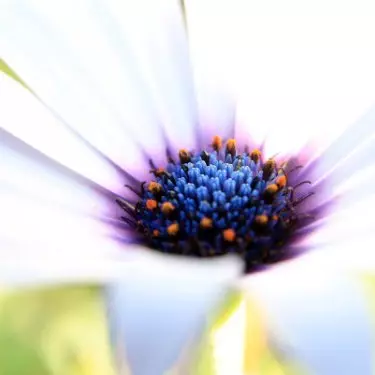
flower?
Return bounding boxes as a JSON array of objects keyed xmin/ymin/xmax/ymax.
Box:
[{"xmin": 1, "ymin": 0, "xmax": 375, "ymax": 374}]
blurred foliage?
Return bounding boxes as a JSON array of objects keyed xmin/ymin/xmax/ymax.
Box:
[
  {"xmin": 0, "ymin": 276, "xmax": 311, "ymax": 375},
  {"xmin": 0, "ymin": 59, "xmax": 26, "ymax": 86},
  {"xmin": 244, "ymin": 296, "xmax": 310, "ymax": 375},
  {"xmin": 0, "ymin": 285, "xmax": 116, "ymax": 375},
  {"xmin": 190, "ymin": 290, "xmax": 242, "ymax": 375},
  {"xmin": 188, "ymin": 289, "xmax": 310, "ymax": 375}
]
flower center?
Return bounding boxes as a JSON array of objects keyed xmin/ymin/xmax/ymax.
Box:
[{"xmin": 117, "ymin": 136, "xmax": 314, "ymax": 272}]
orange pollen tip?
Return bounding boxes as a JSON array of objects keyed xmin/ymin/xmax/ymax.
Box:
[
  {"xmin": 167, "ymin": 223, "xmax": 179, "ymax": 236},
  {"xmin": 264, "ymin": 159, "xmax": 276, "ymax": 169},
  {"xmin": 272, "ymin": 215, "xmax": 279, "ymax": 221},
  {"xmin": 155, "ymin": 167, "xmax": 165, "ymax": 176},
  {"xmin": 178, "ymin": 148, "xmax": 191, "ymax": 163},
  {"xmin": 153, "ymin": 229, "xmax": 160, "ymax": 237},
  {"xmin": 200, "ymin": 217, "xmax": 213, "ymax": 229},
  {"xmin": 265, "ymin": 184, "xmax": 278, "ymax": 194},
  {"xmin": 212, "ymin": 135, "xmax": 223, "ymax": 150},
  {"xmin": 226, "ymin": 139, "xmax": 236, "ymax": 153},
  {"xmin": 179, "ymin": 149, "xmax": 189, "ymax": 156},
  {"xmin": 146, "ymin": 199, "xmax": 158, "ymax": 210},
  {"xmin": 223, "ymin": 228, "xmax": 236, "ymax": 242},
  {"xmin": 276, "ymin": 175, "xmax": 287, "ymax": 188},
  {"xmin": 255, "ymin": 214, "xmax": 269, "ymax": 225},
  {"xmin": 250, "ymin": 149, "xmax": 262, "ymax": 162},
  {"xmin": 148, "ymin": 181, "xmax": 162, "ymax": 193},
  {"xmin": 161, "ymin": 202, "xmax": 175, "ymax": 215}
]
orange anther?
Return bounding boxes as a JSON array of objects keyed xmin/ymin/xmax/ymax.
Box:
[
  {"xmin": 276, "ymin": 175, "xmax": 287, "ymax": 188},
  {"xmin": 146, "ymin": 199, "xmax": 158, "ymax": 210},
  {"xmin": 179, "ymin": 149, "xmax": 191, "ymax": 163},
  {"xmin": 264, "ymin": 159, "xmax": 276, "ymax": 170},
  {"xmin": 223, "ymin": 228, "xmax": 236, "ymax": 242},
  {"xmin": 226, "ymin": 139, "xmax": 237, "ymax": 155},
  {"xmin": 262, "ymin": 159, "xmax": 276, "ymax": 180},
  {"xmin": 161, "ymin": 202, "xmax": 175, "ymax": 215},
  {"xmin": 200, "ymin": 217, "xmax": 213, "ymax": 229},
  {"xmin": 153, "ymin": 229, "xmax": 160, "ymax": 237},
  {"xmin": 212, "ymin": 135, "xmax": 223, "ymax": 151},
  {"xmin": 255, "ymin": 214, "xmax": 269, "ymax": 226},
  {"xmin": 250, "ymin": 149, "xmax": 262, "ymax": 163},
  {"xmin": 148, "ymin": 181, "xmax": 162, "ymax": 194},
  {"xmin": 154, "ymin": 167, "xmax": 165, "ymax": 177},
  {"xmin": 265, "ymin": 184, "xmax": 278, "ymax": 194},
  {"xmin": 167, "ymin": 223, "xmax": 179, "ymax": 236}
]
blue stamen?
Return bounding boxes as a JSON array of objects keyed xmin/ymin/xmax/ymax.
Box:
[{"xmin": 117, "ymin": 136, "xmax": 315, "ymax": 272}]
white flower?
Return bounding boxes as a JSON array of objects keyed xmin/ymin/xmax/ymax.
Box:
[{"xmin": 1, "ymin": 0, "xmax": 375, "ymax": 374}]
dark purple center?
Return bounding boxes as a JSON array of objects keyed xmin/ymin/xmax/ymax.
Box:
[{"xmin": 117, "ymin": 136, "xmax": 315, "ymax": 272}]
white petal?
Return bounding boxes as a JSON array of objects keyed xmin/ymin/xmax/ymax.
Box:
[
  {"xmin": 299, "ymin": 199, "xmax": 375, "ymax": 271},
  {"xmin": 1, "ymin": 0, "xmax": 198, "ymax": 177},
  {"xmin": 1, "ymin": 128, "xmax": 117, "ymax": 223},
  {"xmin": 0, "ymin": 72, "xmax": 128, "ymax": 195},
  {"xmin": 183, "ymin": 0, "xmax": 238, "ymax": 141},
  {"xmin": 307, "ymin": 107, "xmax": 375, "ymax": 189},
  {"xmin": 297, "ymin": 156, "xmax": 374, "ymax": 227},
  {"xmin": 312, "ymin": 133, "xmax": 375, "ymax": 209},
  {"xmin": 230, "ymin": 0, "xmax": 375, "ymax": 155},
  {"xmin": 106, "ymin": 252, "xmax": 242, "ymax": 375},
  {"xmin": 0, "ymin": 251, "xmax": 136, "ymax": 287},
  {"xmin": 240, "ymin": 256, "xmax": 373, "ymax": 375},
  {"xmin": 297, "ymin": 120, "xmax": 375, "ymax": 237},
  {"xmin": 0, "ymin": 129, "xmax": 138, "ymax": 266}
]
